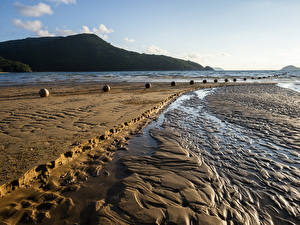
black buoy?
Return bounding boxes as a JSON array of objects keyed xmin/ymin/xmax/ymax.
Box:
[
  {"xmin": 233, "ymin": 78, "xmax": 237, "ymax": 82},
  {"xmin": 203, "ymin": 79, "xmax": 207, "ymax": 84},
  {"xmin": 251, "ymin": 77, "xmax": 254, "ymax": 79},
  {"xmin": 225, "ymin": 78, "xmax": 229, "ymax": 82},
  {"xmin": 258, "ymin": 77, "xmax": 262, "ymax": 79},
  {"xmin": 190, "ymin": 80, "xmax": 195, "ymax": 85},
  {"xmin": 171, "ymin": 81, "xmax": 176, "ymax": 86},
  {"xmin": 145, "ymin": 83, "xmax": 151, "ymax": 88},
  {"xmin": 214, "ymin": 79, "xmax": 218, "ymax": 83},
  {"xmin": 243, "ymin": 78, "xmax": 247, "ymax": 81},
  {"xmin": 39, "ymin": 88, "xmax": 49, "ymax": 97},
  {"xmin": 103, "ymin": 84, "xmax": 111, "ymax": 92}
]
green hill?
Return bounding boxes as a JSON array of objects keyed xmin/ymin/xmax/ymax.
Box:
[
  {"xmin": 0, "ymin": 34, "xmax": 213, "ymax": 72},
  {"xmin": 0, "ymin": 56, "xmax": 32, "ymax": 72}
]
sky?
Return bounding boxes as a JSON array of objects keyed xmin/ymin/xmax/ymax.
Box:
[{"xmin": 1, "ymin": 0, "xmax": 300, "ymax": 70}]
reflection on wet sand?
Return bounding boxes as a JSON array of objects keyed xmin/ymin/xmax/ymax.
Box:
[{"xmin": 98, "ymin": 84, "xmax": 299, "ymax": 225}]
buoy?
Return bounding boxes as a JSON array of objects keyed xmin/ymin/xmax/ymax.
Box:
[
  {"xmin": 203, "ymin": 80, "xmax": 207, "ymax": 84},
  {"xmin": 214, "ymin": 79, "xmax": 218, "ymax": 83},
  {"xmin": 171, "ymin": 81, "xmax": 176, "ymax": 86},
  {"xmin": 233, "ymin": 78, "xmax": 237, "ymax": 82},
  {"xmin": 225, "ymin": 78, "xmax": 229, "ymax": 82},
  {"xmin": 103, "ymin": 84, "xmax": 111, "ymax": 92},
  {"xmin": 243, "ymin": 78, "xmax": 247, "ymax": 81},
  {"xmin": 190, "ymin": 80, "xmax": 195, "ymax": 85},
  {"xmin": 39, "ymin": 88, "xmax": 49, "ymax": 97},
  {"xmin": 145, "ymin": 83, "xmax": 151, "ymax": 88}
]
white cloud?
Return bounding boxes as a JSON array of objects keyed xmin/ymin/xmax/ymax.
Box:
[
  {"xmin": 146, "ymin": 45, "xmax": 168, "ymax": 55},
  {"xmin": 37, "ymin": 29, "xmax": 55, "ymax": 37},
  {"xmin": 13, "ymin": 19, "xmax": 55, "ymax": 37},
  {"xmin": 46, "ymin": 0, "xmax": 76, "ymax": 4},
  {"xmin": 98, "ymin": 24, "xmax": 113, "ymax": 34},
  {"xmin": 56, "ymin": 28, "xmax": 76, "ymax": 36},
  {"xmin": 179, "ymin": 52, "xmax": 233, "ymax": 69},
  {"xmin": 14, "ymin": 2, "xmax": 53, "ymax": 17},
  {"xmin": 13, "ymin": 19, "xmax": 43, "ymax": 32},
  {"xmin": 80, "ymin": 24, "xmax": 114, "ymax": 40},
  {"xmin": 81, "ymin": 25, "xmax": 92, "ymax": 34},
  {"xmin": 183, "ymin": 52, "xmax": 232, "ymax": 62},
  {"xmin": 124, "ymin": 37, "xmax": 135, "ymax": 43}
]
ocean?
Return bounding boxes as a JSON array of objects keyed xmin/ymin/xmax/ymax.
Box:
[{"xmin": 0, "ymin": 70, "xmax": 299, "ymax": 92}]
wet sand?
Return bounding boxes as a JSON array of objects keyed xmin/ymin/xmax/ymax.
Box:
[
  {"xmin": 89, "ymin": 84, "xmax": 299, "ymax": 225},
  {"xmin": 1, "ymin": 82, "xmax": 296, "ymax": 225}
]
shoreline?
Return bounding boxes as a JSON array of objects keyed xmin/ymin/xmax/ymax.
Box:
[{"xmin": 0, "ymin": 82, "xmax": 277, "ymax": 224}]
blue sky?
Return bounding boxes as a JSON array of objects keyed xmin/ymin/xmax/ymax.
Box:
[{"xmin": 1, "ymin": 0, "xmax": 300, "ymax": 70}]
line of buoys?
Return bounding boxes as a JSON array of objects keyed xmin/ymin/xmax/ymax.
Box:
[
  {"xmin": 145, "ymin": 83, "xmax": 151, "ymax": 88},
  {"xmin": 40, "ymin": 78, "xmax": 240, "ymax": 98},
  {"xmin": 39, "ymin": 88, "xmax": 49, "ymax": 97}
]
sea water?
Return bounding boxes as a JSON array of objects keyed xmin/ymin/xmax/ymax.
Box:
[{"xmin": 0, "ymin": 70, "xmax": 299, "ymax": 92}]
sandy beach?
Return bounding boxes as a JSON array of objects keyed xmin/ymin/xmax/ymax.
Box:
[
  {"xmin": 0, "ymin": 81, "xmax": 204, "ymax": 186},
  {"xmin": 0, "ymin": 81, "xmax": 232, "ymax": 224},
  {"xmin": 0, "ymin": 81, "xmax": 299, "ymax": 225}
]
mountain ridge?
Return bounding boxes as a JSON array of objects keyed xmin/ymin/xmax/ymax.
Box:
[
  {"xmin": 0, "ymin": 34, "xmax": 213, "ymax": 72},
  {"xmin": 280, "ymin": 65, "xmax": 300, "ymax": 71}
]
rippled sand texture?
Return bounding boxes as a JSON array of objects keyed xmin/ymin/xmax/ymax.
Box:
[
  {"xmin": 204, "ymin": 85, "xmax": 300, "ymax": 224},
  {"xmin": 97, "ymin": 84, "xmax": 299, "ymax": 225},
  {"xmin": 0, "ymin": 82, "xmax": 197, "ymax": 186}
]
